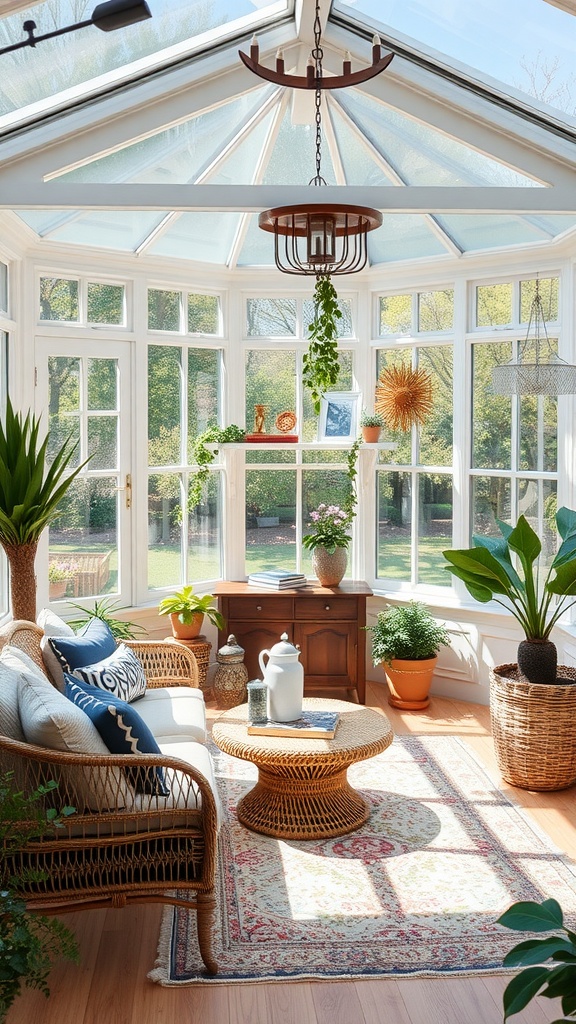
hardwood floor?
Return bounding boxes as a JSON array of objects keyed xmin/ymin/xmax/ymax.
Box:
[{"xmin": 8, "ymin": 681, "xmax": 576, "ymax": 1024}]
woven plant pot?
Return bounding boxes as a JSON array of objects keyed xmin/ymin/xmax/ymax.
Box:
[{"xmin": 489, "ymin": 664, "xmax": 576, "ymax": 791}]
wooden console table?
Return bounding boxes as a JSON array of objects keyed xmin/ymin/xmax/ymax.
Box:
[{"xmin": 214, "ymin": 581, "xmax": 372, "ymax": 704}]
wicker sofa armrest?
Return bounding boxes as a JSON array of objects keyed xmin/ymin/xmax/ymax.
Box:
[
  {"xmin": 0, "ymin": 732, "xmax": 219, "ymax": 974},
  {"xmin": 0, "ymin": 620, "xmax": 45, "ymax": 671},
  {"xmin": 123, "ymin": 639, "xmax": 200, "ymax": 689}
]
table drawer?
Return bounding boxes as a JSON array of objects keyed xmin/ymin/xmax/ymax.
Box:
[
  {"xmin": 295, "ymin": 596, "xmax": 358, "ymax": 620},
  {"xmin": 226, "ymin": 596, "xmax": 294, "ymax": 620}
]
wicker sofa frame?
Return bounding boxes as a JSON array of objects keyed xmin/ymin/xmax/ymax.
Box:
[{"xmin": 0, "ymin": 620, "xmax": 219, "ymax": 975}]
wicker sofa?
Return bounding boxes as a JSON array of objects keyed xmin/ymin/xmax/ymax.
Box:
[{"xmin": 0, "ymin": 620, "xmax": 220, "ymax": 975}]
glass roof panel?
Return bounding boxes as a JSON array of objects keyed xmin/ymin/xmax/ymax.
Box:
[
  {"xmin": 436, "ymin": 214, "xmax": 553, "ymax": 251},
  {"xmin": 34, "ymin": 211, "xmax": 165, "ymax": 250},
  {"xmin": 369, "ymin": 215, "xmax": 448, "ymax": 263},
  {"xmin": 262, "ymin": 104, "xmax": 337, "ymax": 185},
  {"xmin": 335, "ymin": 90, "xmax": 541, "ymax": 187},
  {"xmin": 236, "ymin": 213, "xmax": 275, "ymax": 266},
  {"xmin": 328, "ymin": 102, "xmax": 391, "ymax": 186},
  {"xmin": 208, "ymin": 108, "xmax": 276, "ymax": 185},
  {"xmin": 335, "ymin": 0, "xmax": 576, "ymax": 126},
  {"xmin": 58, "ymin": 87, "xmax": 274, "ymax": 184},
  {"xmin": 147, "ymin": 212, "xmax": 241, "ymax": 263},
  {"xmin": 0, "ymin": 0, "xmax": 288, "ymax": 125}
]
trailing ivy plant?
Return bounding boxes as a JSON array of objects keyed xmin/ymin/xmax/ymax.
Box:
[
  {"xmin": 189, "ymin": 424, "xmax": 246, "ymax": 511},
  {"xmin": 303, "ymin": 275, "xmax": 342, "ymax": 415}
]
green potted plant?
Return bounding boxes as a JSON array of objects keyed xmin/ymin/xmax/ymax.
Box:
[
  {"xmin": 302, "ymin": 437, "xmax": 362, "ymax": 586},
  {"xmin": 158, "ymin": 584, "xmax": 225, "ymax": 640},
  {"xmin": 443, "ymin": 507, "xmax": 576, "ymax": 790},
  {"xmin": 47, "ymin": 560, "xmax": 76, "ymax": 600},
  {"xmin": 189, "ymin": 424, "xmax": 246, "ymax": 512},
  {"xmin": 366, "ymin": 601, "xmax": 450, "ymax": 709},
  {"xmin": 0, "ymin": 398, "xmax": 89, "ymax": 621},
  {"xmin": 0, "ymin": 772, "xmax": 78, "ymax": 1023},
  {"xmin": 302, "ymin": 275, "xmax": 342, "ymax": 415},
  {"xmin": 359, "ymin": 410, "xmax": 384, "ymax": 444},
  {"xmin": 497, "ymin": 898, "xmax": 576, "ymax": 1023},
  {"xmin": 67, "ymin": 597, "xmax": 146, "ymax": 640}
]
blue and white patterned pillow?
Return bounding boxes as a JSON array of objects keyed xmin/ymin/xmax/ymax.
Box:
[
  {"xmin": 45, "ymin": 618, "xmax": 118, "ymax": 690},
  {"xmin": 65, "ymin": 677, "xmax": 169, "ymax": 797},
  {"xmin": 72, "ymin": 644, "xmax": 146, "ymax": 704}
]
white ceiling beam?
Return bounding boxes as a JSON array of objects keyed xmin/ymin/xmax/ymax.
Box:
[{"xmin": 2, "ymin": 182, "xmax": 576, "ymax": 213}]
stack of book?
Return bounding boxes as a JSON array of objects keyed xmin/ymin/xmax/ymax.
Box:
[{"xmin": 247, "ymin": 569, "xmax": 308, "ymax": 590}]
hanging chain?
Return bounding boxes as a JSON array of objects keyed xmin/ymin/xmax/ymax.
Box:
[{"xmin": 311, "ymin": 0, "xmax": 325, "ymax": 187}]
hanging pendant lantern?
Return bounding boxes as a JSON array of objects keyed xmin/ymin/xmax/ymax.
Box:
[
  {"xmin": 241, "ymin": 2, "xmax": 389, "ymax": 276},
  {"xmin": 492, "ymin": 278, "xmax": 576, "ymax": 396}
]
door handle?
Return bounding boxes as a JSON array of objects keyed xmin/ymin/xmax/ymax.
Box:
[{"xmin": 116, "ymin": 474, "xmax": 132, "ymax": 509}]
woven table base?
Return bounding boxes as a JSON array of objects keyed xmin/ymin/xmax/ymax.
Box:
[{"xmin": 237, "ymin": 766, "xmax": 370, "ymax": 840}]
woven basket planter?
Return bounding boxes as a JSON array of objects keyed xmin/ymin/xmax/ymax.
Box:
[{"xmin": 490, "ymin": 663, "xmax": 576, "ymax": 791}]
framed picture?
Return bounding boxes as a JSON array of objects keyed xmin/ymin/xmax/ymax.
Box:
[{"xmin": 318, "ymin": 392, "xmax": 361, "ymax": 442}]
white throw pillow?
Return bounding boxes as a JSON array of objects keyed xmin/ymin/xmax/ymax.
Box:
[
  {"xmin": 0, "ymin": 659, "xmax": 25, "ymax": 742},
  {"xmin": 17, "ymin": 667, "xmax": 131, "ymax": 812},
  {"xmin": 37, "ymin": 608, "xmax": 75, "ymax": 637}
]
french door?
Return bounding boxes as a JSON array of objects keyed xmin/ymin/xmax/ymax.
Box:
[{"xmin": 36, "ymin": 339, "xmax": 133, "ymax": 609}]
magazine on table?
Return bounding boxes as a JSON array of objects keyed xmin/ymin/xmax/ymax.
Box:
[{"xmin": 247, "ymin": 711, "xmax": 340, "ymax": 738}]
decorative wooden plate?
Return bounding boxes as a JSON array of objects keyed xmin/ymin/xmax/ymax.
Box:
[{"xmin": 275, "ymin": 410, "xmax": 297, "ymax": 433}]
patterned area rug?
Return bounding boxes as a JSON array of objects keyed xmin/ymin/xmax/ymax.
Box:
[{"xmin": 150, "ymin": 734, "xmax": 576, "ymax": 985}]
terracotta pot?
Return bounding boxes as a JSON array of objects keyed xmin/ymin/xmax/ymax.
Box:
[
  {"xmin": 170, "ymin": 611, "xmax": 204, "ymax": 640},
  {"xmin": 361, "ymin": 425, "xmax": 381, "ymax": 443},
  {"xmin": 384, "ymin": 656, "xmax": 437, "ymax": 710},
  {"xmin": 311, "ymin": 545, "xmax": 347, "ymax": 587},
  {"xmin": 49, "ymin": 580, "xmax": 68, "ymax": 600}
]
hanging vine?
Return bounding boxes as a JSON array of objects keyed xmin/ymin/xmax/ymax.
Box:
[
  {"xmin": 189, "ymin": 424, "xmax": 246, "ymax": 511},
  {"xmin": 302, "ymin": 275, "xmax": 342, "ymax": 415}
]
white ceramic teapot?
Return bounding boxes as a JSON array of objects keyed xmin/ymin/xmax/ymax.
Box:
[{"xmin": 258, "ymin": 632, "xmax": 304, "ymax": 722}]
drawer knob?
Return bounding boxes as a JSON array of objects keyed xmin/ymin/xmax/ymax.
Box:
[
  {"xmin": 256, "ymin": 605, "xmax": 262, "ymax": 612},
  {"xmin": 325, "ymin": 604, "xmax": 330, "ymax": 611}
]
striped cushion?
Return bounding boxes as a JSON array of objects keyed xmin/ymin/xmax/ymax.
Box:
[{"xmin": 72, "ymin": 644, "xmax": 146, "ymax": 703}]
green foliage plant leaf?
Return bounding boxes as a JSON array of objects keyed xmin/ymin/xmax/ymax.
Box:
[
  {"xmin": 0, "ymin": 397, "xmax": 90, "ymax": 547},
  {"xmin": 66, "ymin": 598, "xmax": 146, "ymax": 640},
  {"xmin": 188, "ymin": 424, "xmax": 245, "ymax": 512},
  {"xmin": 302, "ymin": 275, "xmax": 342, "ymax": 415},
  {"xmin": 498, "ymin": 899, "xmax": 576, "ymax": 1022},
  {"xmin": 157, "ymin": 585, "xmax": 225, "ymax": 630},
  {"xmin": 444, "ymin": 508, "xmax": 576, "ymax": 645},
  {"xmin": 366, "ymin": 601, "xmax": 450, "ymax": 665}
]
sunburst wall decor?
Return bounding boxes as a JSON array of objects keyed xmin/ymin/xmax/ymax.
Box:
[{"xmin": 375, "ymin": 365, "xmax": 434, "ymax": 432}]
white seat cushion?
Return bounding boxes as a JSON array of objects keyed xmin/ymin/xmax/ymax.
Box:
[
  {"xmin": 135, "ymin": 738, "xmax": 222, "ymax": 828},
  {"xmin": 135, "ymin": 686, "xmax": 207, "ymax": 744}
]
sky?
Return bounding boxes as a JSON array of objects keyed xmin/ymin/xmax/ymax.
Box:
[{"xmin": 336, "ymin": 0, "xmax": 576, "ymax": 116}]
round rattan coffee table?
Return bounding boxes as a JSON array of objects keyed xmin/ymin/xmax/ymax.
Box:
[{"xmin": 212, "ymin": 698, "xmax": 393, "ymax": 841}]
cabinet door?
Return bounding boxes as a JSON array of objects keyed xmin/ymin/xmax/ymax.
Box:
[
  {"xmin": 226, "ymin": 622, "xmax": 295, "ymax": 681},
  {"xmin": 294, "ymin": 621, "xmax": 356, "ymax": 689}
]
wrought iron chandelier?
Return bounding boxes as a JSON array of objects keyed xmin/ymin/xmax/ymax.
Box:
[
  {"xmin": 492, "ymin": 278, "xmax": 576, "ymax": 396},
  {"xmin": 239, "ymin": 1, "xmax": 393, "ymax": 276}
]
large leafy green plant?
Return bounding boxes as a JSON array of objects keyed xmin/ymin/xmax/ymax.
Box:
[
  {"xmin": 498, "ymin": 898, "xmax": 576, "ymax": 1022},
  {"xmin": 189, "ymin": 424, "xmax": 245, "ymax": 512},
  {"xmin": 443, "ymin": 508, "xmax": 576, "ymax": 682},
  {"xmin": 0, "ymin": 397, "xmax": 89, "ymax": 621},
  {"xmin": 0, "ymin": 772, "xmax": 78, "ymax": 1023}
]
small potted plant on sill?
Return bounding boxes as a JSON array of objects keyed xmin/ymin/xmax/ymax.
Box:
[
  {"xmin": 366, "ymin": 601, "xmax": 450, "ymax": 710},
  {"xmin": 443, "ymin": 506, "xmax": 576, "ymax": 791},
  {"xmin": 48, "ymin": 560, "xmax": 76, "ymax": 600},
  {"xmin": 360, "ymin": 410, "xmax": 384, "ymax": 444},
  {"xmin": 158, "ymin": 585, "xmax": 225, "ymax": 640}
]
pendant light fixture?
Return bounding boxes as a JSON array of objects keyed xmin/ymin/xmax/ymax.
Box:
[
  {"xmin": 240, "ymin": 2, "xmax": 393, "ymax": 276},
  {"xmin": 492, "ymin": 278, "xmax": 576, "ymax": 395}
]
